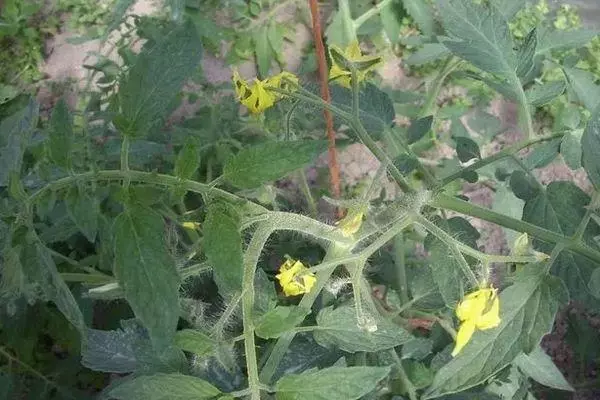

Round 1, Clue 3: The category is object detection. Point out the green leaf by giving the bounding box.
[254,26,272,77]
[582,105,600,189]
[407,115,433,144]
[203,202,244,296]
[490,0,524,20]
[563,67,600,111]
[0,84,19,105]
[174,329,216,358]
[402,0,435,37]
[65,187,99,243]
[467,110,502,139]
[223,140,327,189]
[455,137,481,163]
[424,268,568,399]
[492,183,524,247]
[275,366,390,400]
[523,138,561,169]
[405,43,451,66]
[20,241,85,332]
[537,28,598,55]
[114,205,180,348]
[325,0,357,47]
[255,306,309,339]
[116,20,202,137]
[104,0,135,37]
[0,99,38,186]
[526,81,566,107]
[509,171,539,201]
[401,338,433,360]
[439,0,515,78]
[380,0,405,43]
[109,373,221,400]
[589,268,600,299]
[514,345,574,392]
[560,131,582,170]
[515,29,537,80]
[174,139,200,179]
[48,98,73,169]
[313,304,412,353]
[405,360,434,389]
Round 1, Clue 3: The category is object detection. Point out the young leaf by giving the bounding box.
[439,0,515,78]
[48,98,73,169]
[203,202,244,296]
[0,99,38,186]
[407,115,433,144]
[174,329,216,358]
[255,306,309,339]
[563,67,600,111]
[115,20,202,137]
[526,81,566,107]
[114,205,180,348]
[582,105,600,189]
[65,187,99,243]
[455,137,481,163]
[313,304,412,353]
[514,346,574,392]
[174,139,200,179]
[424,268,568,399]
[109,373,221,400]
[223,140,327,189]
[402,0,435,37]
[560,131,582,170]
[274,366,390,400]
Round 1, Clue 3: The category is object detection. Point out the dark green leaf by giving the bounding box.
[109,373,221,400]
[560,131,582,170]
[223,140,327,189]
[380,0,405,43]
[402,338,433,360]
[48,98,73,169]
[537,28,598,55]
[405,360,434,389]
[509,171,539,201]
[203,202,244,296]
[116,20,202,137]
[408,115,433,144]
[563,67,600,111]
[0,99,38,186]
[174,329,216,358]
[523,138,561,169]
[582,105,600,189]
[254,268,277,317]
[275,366,390,400]
[402,0,435,37]
[405,44,451,66]
[255,306,309,339]
[20,241,85,332]
[514,346,574,392]
[114,205,180,348]
[455,137,481,163]
[66,187,99,243]
[254,26,272,77]
[314,304,412,353]
[439,0,515,78]
[590,268,600,299]
[104,0,135,37]
[526,81,566,107]
[425,268,567,398]
[174,139,200,179]
[516,29,537,80]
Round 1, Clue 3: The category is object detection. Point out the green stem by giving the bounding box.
[393,234,410,305]
[353,0,393,28]
[242,224,272,400]
[389,350,418,400]
[438,132,563,187]
[573,191,599,241]
[421,56,461,118]
[432,193,600,264]
[513,75,535,140]
[120,135,131,189]
[296,169,318,217]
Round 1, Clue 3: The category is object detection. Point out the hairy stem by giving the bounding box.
[393,234,410,305]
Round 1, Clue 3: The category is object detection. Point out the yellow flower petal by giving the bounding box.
[265,71,299,98]
[240,79,276,114]
[452,320,476,356]
[275,259,316,297]
[232,69,251,101]
[328,41,382,88]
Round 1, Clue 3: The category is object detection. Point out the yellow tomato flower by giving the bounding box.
[336,210,364,237]
[328,41,383,88]
[232,70,298,114]
[275,258,316,297]
[452,287,501,356]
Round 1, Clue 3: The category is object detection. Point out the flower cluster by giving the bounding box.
[452,286,501,356]
[232,70,298,114]
[275,258,316,297]
[328,41,383,89]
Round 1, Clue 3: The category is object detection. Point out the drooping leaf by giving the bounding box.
[313,304,412,353]
[514,345,574,392]
[109,373,221,400]
[526,81,566,107]
[438,0,516,78]
[563,67,600,111]
[424,268,568,398]
[407,115,433,144]
[174,329,216,358]
[0,99,38,186]
[560,131,582,170]
[402,0,435,37]
[115,20,202,137]
[255,306,309,339]
[203,202,244,296]
[114,205,180,348]
[537,28,598,55]
[223,140,327,189]
[48,98,73,169]
[455,137,481,163]
[65,187,99,243]
[582,105,600,189]
[275,366,390,400]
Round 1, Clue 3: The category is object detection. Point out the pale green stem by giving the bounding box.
[353,0,393,28]
[393,234,410,305]
[296,169,318,217]
[388,349,418,400]
[120,135,131,190]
